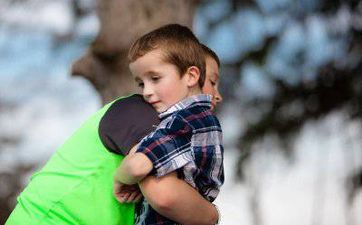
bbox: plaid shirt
[135,94,224,225]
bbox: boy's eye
[151,76,160,81]
[210,80,216,86]
[137,82,144,88]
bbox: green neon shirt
[6,95,159,225]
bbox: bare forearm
[114,153,153,185]
[139,172,218,225]
[114,155,141,185]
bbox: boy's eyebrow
[209,72,218,80]
[145,70,159,76]
[133,70,160,82]
[134,76,142,82]
[213,72,219,79]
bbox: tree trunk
[71,0,199,104]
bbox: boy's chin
[156,108,167,113]
[155,105,171,114]
[153,105,165,113]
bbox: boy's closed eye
[151,75,160,82]
[137,82,144,88]
[134,77,144,88]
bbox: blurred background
[1,0,362,224]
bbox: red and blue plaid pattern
[135,94,224,225]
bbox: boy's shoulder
[158,94,221,130]
[178,103,207,116]
[170,103,221,130]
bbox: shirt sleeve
[187,114,224,201]
[136,115,194,177]
[98,95,159,156]
[200,143,224,202]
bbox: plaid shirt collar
[159,94,212,120]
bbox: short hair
[128,24,206,87]
[201,44,220,67]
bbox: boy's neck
[186,87,202,98]
[159,93,212,119]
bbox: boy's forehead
[130,49,164,68]
[206,57,219,74]
[129,49,177,77]
[129,59,160,78]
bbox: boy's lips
[149,100,161,105]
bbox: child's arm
[114,144,153,185]
[139,172,219,225]
[115,115,193,184]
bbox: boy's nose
[142,84,153,100]
[214,90,223,103]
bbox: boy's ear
[185,66,200,87]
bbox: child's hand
[113,181,143,203]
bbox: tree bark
[72,0,199,104]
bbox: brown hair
[201,44,220,67]
[128,24,206,87]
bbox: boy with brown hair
[114,24,224,225]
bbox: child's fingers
[133,192,143,203]
[113,183,124,203]
[125,190,141,203]
[124,185,139,192]
[113,182,125,194]
[122,192,131,202]
[114,193,125,203]
[113,182,142,203]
